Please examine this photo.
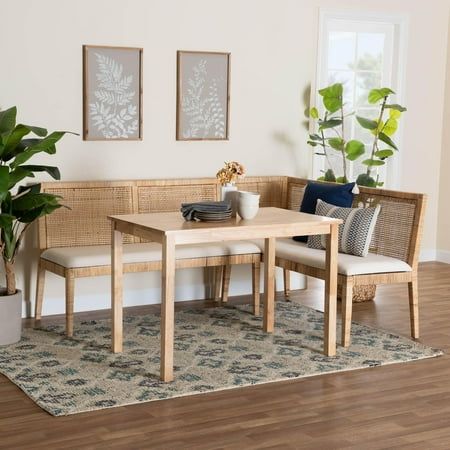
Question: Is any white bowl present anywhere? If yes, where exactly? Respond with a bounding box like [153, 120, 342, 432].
[238, 204, 259, 220]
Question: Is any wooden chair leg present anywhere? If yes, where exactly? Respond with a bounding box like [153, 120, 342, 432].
[283, 269, 291, 300]
[408, 277, 419, 339]
[65, 275, 75, 337]
[34, 261, 46, 321]
[252, 262, 261, 315]
[214, 266, 224, 303]
[221, 265, 231, 303]
[341, 278, 354, 347]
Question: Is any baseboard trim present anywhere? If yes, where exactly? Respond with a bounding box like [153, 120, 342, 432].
[436, 249, 450, 264]
[419, 248, 437, 262]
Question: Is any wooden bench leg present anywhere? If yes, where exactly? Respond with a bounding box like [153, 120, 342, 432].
[35, 261, 46, 321]
[341, 278, 354, 347]
[283, 269, 290, 300]
[214, 266, 224, 303]
[222, 265, 231, 303]
[65, 274, 75, 337]
[408, 277, 419, 339]
[252, 262, 261, 315]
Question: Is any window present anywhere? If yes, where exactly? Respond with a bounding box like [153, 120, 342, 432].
[313, 11, 407, 187]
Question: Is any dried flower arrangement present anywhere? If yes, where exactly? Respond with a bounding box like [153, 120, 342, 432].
[215, 161, 246, 185]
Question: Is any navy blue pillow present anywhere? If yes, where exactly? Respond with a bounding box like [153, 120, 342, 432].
[293, 181, 355, 243]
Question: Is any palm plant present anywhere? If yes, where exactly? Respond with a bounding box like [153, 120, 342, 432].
[0, 106, 75, 295]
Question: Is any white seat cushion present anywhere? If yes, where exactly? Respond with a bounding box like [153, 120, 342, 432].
[42, 241, 261, 269]
[253, 238, 411, 276]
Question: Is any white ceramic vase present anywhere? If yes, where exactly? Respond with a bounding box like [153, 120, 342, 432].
[221, 183, 238, 216]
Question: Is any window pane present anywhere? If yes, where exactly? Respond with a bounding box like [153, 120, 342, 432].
[356, 33, 384, 71]
[328, 32, 356, 70]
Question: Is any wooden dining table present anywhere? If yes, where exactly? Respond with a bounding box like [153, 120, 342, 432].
[109, 207, 341, 382]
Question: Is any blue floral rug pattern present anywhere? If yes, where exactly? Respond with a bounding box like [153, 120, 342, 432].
[0, 302, 442, 416]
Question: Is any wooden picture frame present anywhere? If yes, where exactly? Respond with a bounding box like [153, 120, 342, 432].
[176, 50, 230, 141]
[83, 45, 143, 141]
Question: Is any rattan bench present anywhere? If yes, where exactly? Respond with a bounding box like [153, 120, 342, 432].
[34, 177, 287, 336]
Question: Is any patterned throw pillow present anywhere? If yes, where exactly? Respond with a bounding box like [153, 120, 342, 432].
[293, 181, 356, 243]
[307, 199, 381, 257]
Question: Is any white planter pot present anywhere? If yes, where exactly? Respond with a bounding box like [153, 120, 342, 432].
[0, 289, 22, 346]
[221, 183, 238, 216]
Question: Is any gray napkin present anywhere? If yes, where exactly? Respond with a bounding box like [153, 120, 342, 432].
[181, 201, 231, 221]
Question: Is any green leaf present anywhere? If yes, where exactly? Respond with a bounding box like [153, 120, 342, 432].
[318, 83, 343, 113]
[336, 176, 349, 184]
[20, 165, 61, 180]
[385, 104, 407, 113]
[8, 167, 35, 188]
[383, 118, 398, 137]
[362, 159, 385, 166]
[327, 137, 345, 151]
[378, 132, 398, 150]
[308, 133, 322, 141]
[389, 109, 401, 119]
[356, 173, 377, 187]
[21, 125, 47, 137]
[309, 107, 319, 119]
[0, 107, 17, 134]
[0, 166, 9, 202]
[318, 118, 342, 130]
[307, 141, 319, 147]
[11, 131, 67, 168]
[0, 213, 14, 229]
[345, 140, 365, 161]
[323, 169, 336, 182]
[356, 116, 378, 130]
[368, 88, 395, 104]
[375, 149, 394, 159]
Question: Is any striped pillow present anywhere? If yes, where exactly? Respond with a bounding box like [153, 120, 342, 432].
[307, 199, 381, 257]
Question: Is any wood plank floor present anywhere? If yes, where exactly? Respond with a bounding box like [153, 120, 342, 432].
[1, 262, 450, 449]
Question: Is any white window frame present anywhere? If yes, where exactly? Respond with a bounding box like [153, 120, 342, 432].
[311, 9, 409, 189]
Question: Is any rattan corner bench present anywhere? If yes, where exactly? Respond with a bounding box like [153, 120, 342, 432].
[35, 176, 426, 348]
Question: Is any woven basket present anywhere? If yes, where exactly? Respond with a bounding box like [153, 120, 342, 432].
[338, 284, 377, 303]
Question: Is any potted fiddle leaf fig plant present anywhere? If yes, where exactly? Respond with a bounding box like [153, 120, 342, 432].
[307, 83, 406, 187]
[0, 106, 75, 345]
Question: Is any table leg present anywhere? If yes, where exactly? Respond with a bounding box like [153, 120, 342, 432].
[161, 235, 175, 382]
[324, 223, 338, 357]
[111, 225, 123, 353]
[263, 237, 276, 332]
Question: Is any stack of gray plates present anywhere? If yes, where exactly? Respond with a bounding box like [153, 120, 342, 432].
[195, 209, 232, 222]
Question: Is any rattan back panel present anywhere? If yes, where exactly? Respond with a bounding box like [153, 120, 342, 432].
[354, 192, 415, 262]
[286, 177, 424, 263]
[236, 178, 286, 208]
[137, 183, 217, 213]
[41, 185, 135, 248]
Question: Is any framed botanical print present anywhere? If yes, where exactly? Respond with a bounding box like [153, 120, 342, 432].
[83, 45, 143, 140]
[176, 51, 230, 141]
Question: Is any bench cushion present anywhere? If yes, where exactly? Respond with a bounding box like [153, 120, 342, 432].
[255, 238, 411, 276]
[41, 241, 261, 268]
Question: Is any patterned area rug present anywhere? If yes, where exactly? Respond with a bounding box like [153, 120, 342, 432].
[0, 302, 442, 416]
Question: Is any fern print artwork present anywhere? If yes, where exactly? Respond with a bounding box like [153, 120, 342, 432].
[177, 51, 230, 140]
[83, 46, 142, 140]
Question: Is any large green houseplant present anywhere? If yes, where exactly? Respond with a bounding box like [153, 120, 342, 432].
[0, 106, 74, 344]
[307, 83, 406, 187]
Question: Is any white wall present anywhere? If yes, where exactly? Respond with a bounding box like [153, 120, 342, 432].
[1, 0, 450, 316]
[437, 8, 450, 263]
